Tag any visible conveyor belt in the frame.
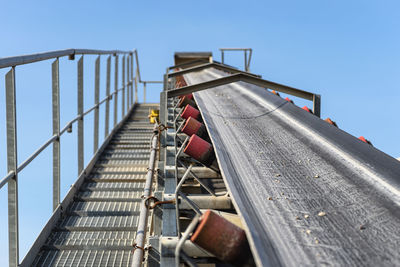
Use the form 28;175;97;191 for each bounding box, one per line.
30;104;158;267
184;68;400;266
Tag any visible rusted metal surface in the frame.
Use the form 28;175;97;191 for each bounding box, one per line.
191;210;254;266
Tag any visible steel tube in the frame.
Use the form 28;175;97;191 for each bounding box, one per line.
52;59;60;211
114;55;119;127
93;56;100;153
6;67;19;267
122;55;126;117
130;53;134;106
77;56;84;175
105;56;111;137
131;126;159;267
0;48;131;69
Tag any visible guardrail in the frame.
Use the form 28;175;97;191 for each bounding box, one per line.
0;48;162;267
219;47;252;72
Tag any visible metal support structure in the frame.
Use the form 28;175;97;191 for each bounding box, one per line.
0;48;162;267
167;72;321;117
219;48;252;72
51;59;60;211
130;53;134;105
143;82;147;103
313;94;321;118
105;56;111;138
135;67;138;103
127;55;130;109
122;55;126;117
132;126;159;267
6;67;19;267
77;56;84;175
93;56;100;153
114;55;119;126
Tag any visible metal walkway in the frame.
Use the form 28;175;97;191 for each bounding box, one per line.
31;104;158;266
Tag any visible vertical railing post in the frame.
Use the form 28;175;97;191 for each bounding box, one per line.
130;53;134;106
77;56;84;175
135;66;138;104
221;50;225;64
6;67;19;267
127;56;130;110
52;59;60;211
93;56;100;153
105;56;111;138
143;82;147;103
114;55;119;126
122;55;125;117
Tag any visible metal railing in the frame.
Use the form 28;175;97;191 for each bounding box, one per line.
0;48;161;267
220;48;252;72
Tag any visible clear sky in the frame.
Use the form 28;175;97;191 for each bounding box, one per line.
1;0;399;265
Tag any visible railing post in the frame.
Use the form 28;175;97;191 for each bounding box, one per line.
143;82;147;103
94;56;100;153
114;55;119;126
127;56;130;110
135;66;138;103
6;67;19;267
122;55;126;117
130;53;134;106
77;56;84;175
221;50;224;64
105;56;111;138
52;59;60;211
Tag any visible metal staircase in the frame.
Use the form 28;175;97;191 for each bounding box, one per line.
31;104;158;266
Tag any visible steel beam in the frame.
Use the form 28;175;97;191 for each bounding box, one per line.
114;55;119;126
6;67;19;267
105;56;111;138
52;59;60;211
93;56;100;153
167;72;321;116
77;56;84;175
122;55;126;117
167;62;259;78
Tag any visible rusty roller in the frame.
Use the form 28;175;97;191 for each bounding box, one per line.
181;104;200;120
190;210;255;266
181;117;209;140
183;135;216;166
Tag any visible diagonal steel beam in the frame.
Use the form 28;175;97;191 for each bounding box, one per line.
167;72;321;117
167;62;260;78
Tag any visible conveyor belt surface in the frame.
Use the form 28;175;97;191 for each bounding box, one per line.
184;68;400;266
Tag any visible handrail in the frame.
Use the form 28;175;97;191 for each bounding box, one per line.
219;47;253;72
0;48;161;267
0;48;132;69
0;81;131;189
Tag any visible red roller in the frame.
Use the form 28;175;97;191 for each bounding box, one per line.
181;117;206;138
191;210;254;266
359;136;373;145
184;135;214;165
178;95;196;108
325;118;338;127
181;105;200;120
302;106;313;113
285;97;294;104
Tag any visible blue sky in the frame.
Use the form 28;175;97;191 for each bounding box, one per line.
1;0;399;264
